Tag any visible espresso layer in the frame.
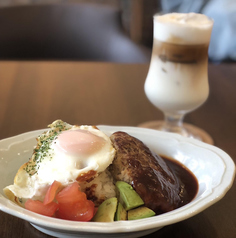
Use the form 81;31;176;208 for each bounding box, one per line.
154;40;209;64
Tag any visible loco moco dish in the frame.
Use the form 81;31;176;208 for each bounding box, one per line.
4;120;198;221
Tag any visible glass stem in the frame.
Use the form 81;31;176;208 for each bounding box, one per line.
163;112;188;136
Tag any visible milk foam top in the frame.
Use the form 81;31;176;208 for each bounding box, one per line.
154;12;213;45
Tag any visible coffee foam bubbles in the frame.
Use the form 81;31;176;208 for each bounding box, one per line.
154;13;213;45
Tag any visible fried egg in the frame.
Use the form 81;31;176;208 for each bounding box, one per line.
4;120;116;204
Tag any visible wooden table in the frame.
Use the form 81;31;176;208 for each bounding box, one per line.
0;61;235;238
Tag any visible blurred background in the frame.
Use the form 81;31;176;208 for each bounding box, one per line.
0;0;235;63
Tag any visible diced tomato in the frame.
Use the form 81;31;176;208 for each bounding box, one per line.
56;200;95;221
55;182;94;221
25;181;95;221
25;199;59;217
43;180;62;205
56;182;86;204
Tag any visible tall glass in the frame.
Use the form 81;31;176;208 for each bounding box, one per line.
139;13;214;144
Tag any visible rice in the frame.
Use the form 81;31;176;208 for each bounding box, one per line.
79;169;116;206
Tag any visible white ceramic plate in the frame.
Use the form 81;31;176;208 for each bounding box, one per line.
0;126;235;238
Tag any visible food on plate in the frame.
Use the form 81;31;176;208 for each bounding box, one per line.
115;181;144;211
24;181;95;221
3;120;116;208
128;206;156;221
110;131;182;214
93;181;156;222
115;202;127;221
92;197;118;222
3;120;198;222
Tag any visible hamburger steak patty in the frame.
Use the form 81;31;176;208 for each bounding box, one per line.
109;131;182;214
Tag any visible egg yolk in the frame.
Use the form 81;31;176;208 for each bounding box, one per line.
54;129;106;156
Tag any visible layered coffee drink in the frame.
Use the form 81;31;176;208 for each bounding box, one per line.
145;13;213;114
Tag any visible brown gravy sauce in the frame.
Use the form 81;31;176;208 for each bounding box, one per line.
161;155;199;207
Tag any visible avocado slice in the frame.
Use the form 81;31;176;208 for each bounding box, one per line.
115;202;127;221
92;197;118;222
115;181;144;211
128;206;156;220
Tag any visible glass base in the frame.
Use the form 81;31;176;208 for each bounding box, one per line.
138;120;214;145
